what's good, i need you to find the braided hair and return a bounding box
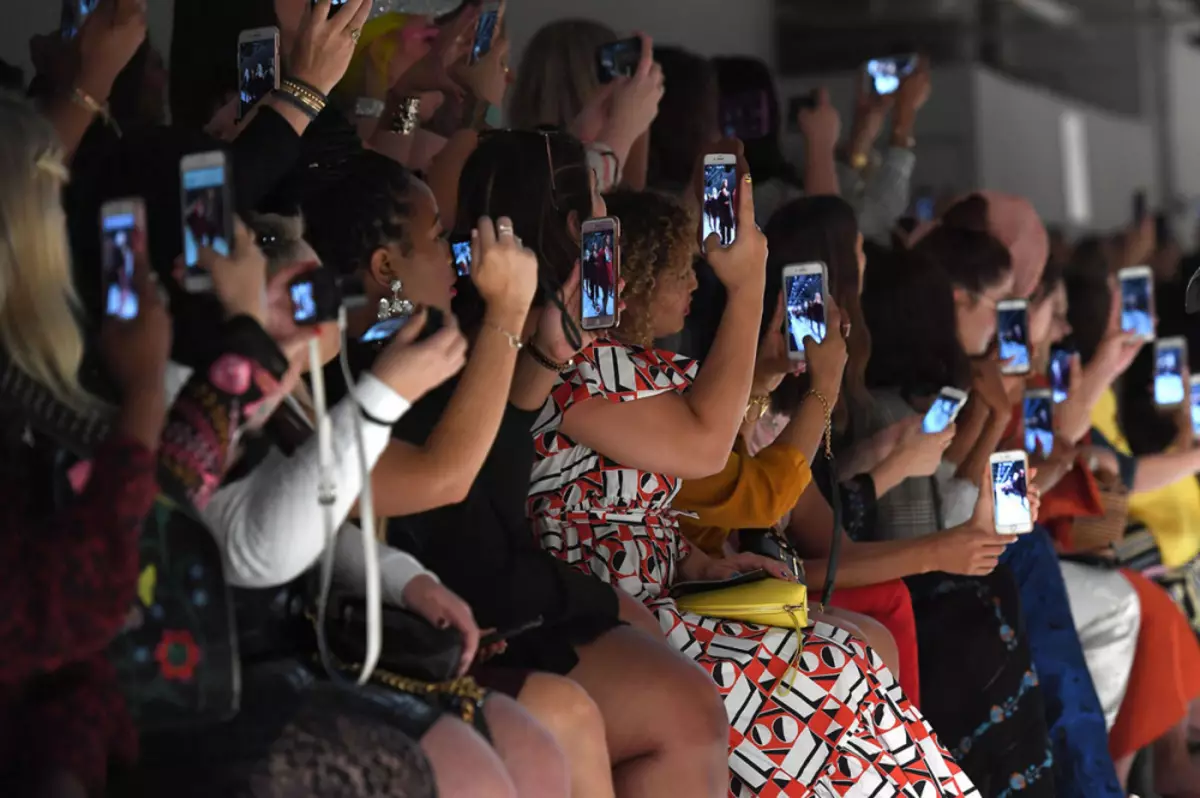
[300,151,418,279]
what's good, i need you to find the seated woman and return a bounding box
[526,182,976,795]
[172,207,580,798]
[1066,260,1200,797]
[304,141,728,797]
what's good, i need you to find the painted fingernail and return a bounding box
[471,229,478,239]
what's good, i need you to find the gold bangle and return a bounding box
[280,80,327,114]
[848,151,869,171]
[805,388,833,459]
[485,322,523,350]
[70,87,120,136]
[745,395,771,424]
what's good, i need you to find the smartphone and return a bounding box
[361,315,411,344]
[237,27,280,121]
[450,234,473,277]
[922,387,969,434]
[1133,190,1147,223]
[60,0,100,39]
[1190,375,1200,438]
[312,0,350,17]
[996,299,1031,375]
[990,450,1034,535]
[785,93,818,133]
[100,198,145,321]
[865,53,918,96]
[1048,344,1074,404]
[1117,265,1155,341]
[289,268,343,326]
[914,193,936,223]
[1154,336,1188,407]
[1023,389,1055,457]
[720,90,771,140]
[702,154,738,251]
[580,217,620,331]
[479,616,544,649]
[782,262,828,361]
[470,2,501,65]
[179,150,234,289]
[596,37,641,83]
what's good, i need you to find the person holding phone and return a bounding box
[526,167,974,789]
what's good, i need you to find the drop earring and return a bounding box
[377,278,415,320]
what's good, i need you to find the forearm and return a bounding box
[684,287,764,455]
[333,527,434,609]
[869,453,911,498]
[1132,448,1200,494]
[510,349,561,412]
[778,395,832,466]
[802,536,937,592]
[622,132,650,190]
[944,398,988,467]
[803,143,840,197]
[42,71,116,161]
[956,410,1008,484]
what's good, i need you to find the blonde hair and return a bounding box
[0,92,90,409]
[508,19,617,130]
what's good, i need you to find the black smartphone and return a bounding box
[596,37,641,83]
[786,93,818,133]
[480,616,544,649]
[60,0,100,39]
[289,268,342,325]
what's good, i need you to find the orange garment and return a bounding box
[674,435,812,556]
[1108,568,1200,760]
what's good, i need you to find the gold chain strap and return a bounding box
[773,605,807,698]
[805,388,833,459]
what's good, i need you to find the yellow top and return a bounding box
[1091,388,1200,567]
[675,436,812,556]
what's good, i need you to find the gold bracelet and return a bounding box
[70,87,121,136]
[745,395,771,424]
[805,388,833,459]
[485,322,523,350]
[279,80,327,114]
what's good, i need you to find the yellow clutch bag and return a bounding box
[674,571,808,695]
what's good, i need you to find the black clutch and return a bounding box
[324,596,464,683]
[671,569,769,599]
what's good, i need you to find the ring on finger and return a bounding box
[349,27,362,42]
[497,222,515,237]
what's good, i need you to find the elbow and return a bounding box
[679,445,736,481]
[432,472,472,507]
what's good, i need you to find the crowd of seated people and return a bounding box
[6,0,1200,796]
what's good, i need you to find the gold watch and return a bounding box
[745,395,772,424]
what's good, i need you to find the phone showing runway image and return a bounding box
[990,451,1033,534]
[702,155,737,250]
[782,262,827,361]
[581,217,619,331]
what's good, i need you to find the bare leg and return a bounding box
[1154,717,1200,797]
[819,606,901,677]
[421,715,518,798]
[519,672,616,798]
[483,693,571,798]
[570,625,727,798]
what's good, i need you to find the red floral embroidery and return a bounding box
[154,629,202,681]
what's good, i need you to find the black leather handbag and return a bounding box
[324,596,463,683]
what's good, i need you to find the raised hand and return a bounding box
[197,219,269,326]
[704,167,768,294]
[470,216,539,320]
[76,0,147,100]
[804,294,848,400]
[289,0,373,95]
[371,310,469,402]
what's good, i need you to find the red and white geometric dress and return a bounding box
[527,341,979,798]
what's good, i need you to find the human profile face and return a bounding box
[954,270,1015,356]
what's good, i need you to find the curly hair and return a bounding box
[300,151,416,279]
[602,190,696,346]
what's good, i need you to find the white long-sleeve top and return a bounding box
[201,372,434,606]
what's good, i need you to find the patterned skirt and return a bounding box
[537,514,978,797]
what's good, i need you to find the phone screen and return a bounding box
[1191,380,1200,437]
[1049,347,1072,403]
[1155,345,1186,405]
[1023,394,1054,456]
[914,195,936,223]
[181,163,231,268]
[471,7,500,64]
[450,237,472,276]
[61,0,100,39]
[581,225,617,328]
[922,393,962,434]
[720,90,771,140]
[997,305,1030,373]
[597,38,640,83]
[866,55,915,96]
[1120,274,1154,337]
[784,271,826,357]
[238,36,277,118]
[702,162,737,248]
[102,211,139,321]
[362,316,409,344]
[991,457,1032,532]
[321,0,349,16]
[290,280,318,324]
